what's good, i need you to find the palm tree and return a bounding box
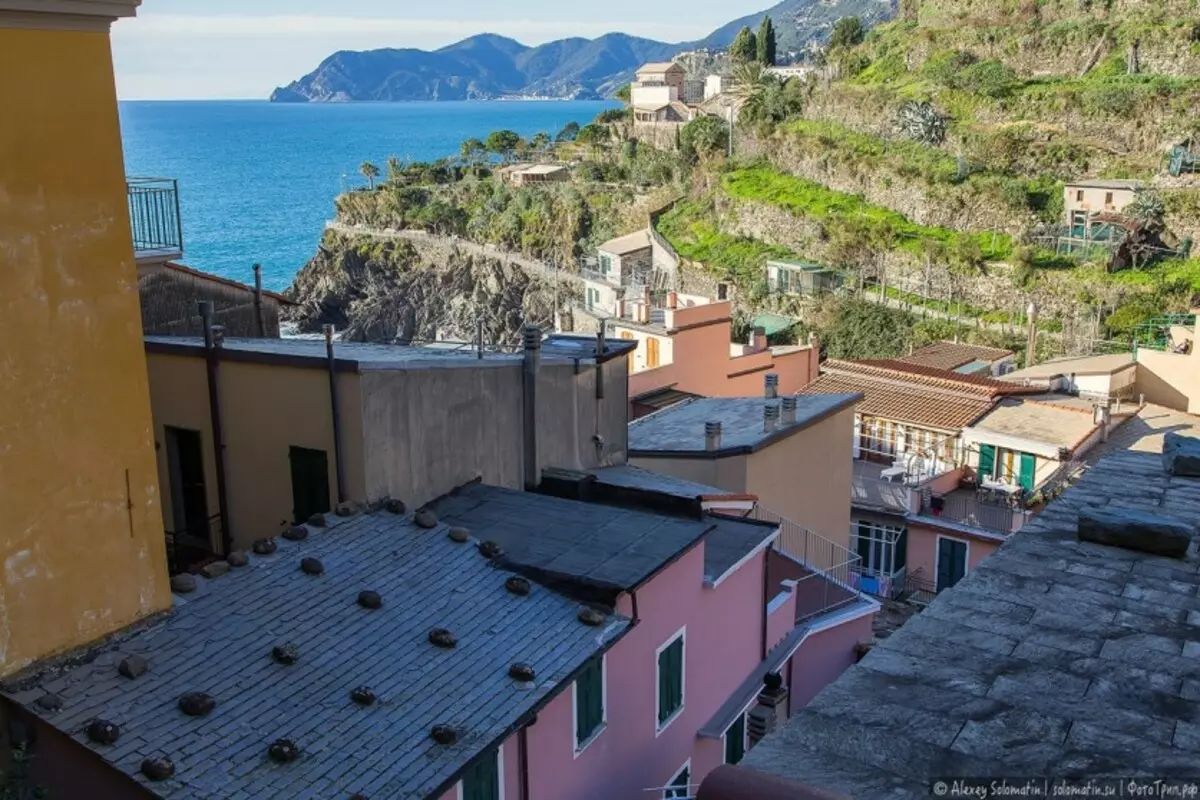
[386,156,404,184]
[360,161,380,190]
[730,62,796,127]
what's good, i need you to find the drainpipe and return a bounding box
[595,319,606,400]
[324,325,348,504]
[519,725,531,800]
[252,263,266,337]
[523,324,542,490]
[760,548,770,661]
[200,302,233,556]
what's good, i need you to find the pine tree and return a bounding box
[757,16,777,66]
[730,27,758,63]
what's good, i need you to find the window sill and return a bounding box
[655,707,684,738]
[574,724,607,758]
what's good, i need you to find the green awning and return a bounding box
[750,313,799,337]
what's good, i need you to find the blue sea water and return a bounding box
[119,100,619,291]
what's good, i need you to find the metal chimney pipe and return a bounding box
[324,324,348,504]
[522,324,542,490]
[199,301,232,556]
[763,404,780,433]
[781,396,798,425]
[764,373,779,399]
[704,421,722,451]
[1026,301,1039,369]
[252,263,266,337]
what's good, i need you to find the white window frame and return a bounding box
[851,522,905,578]
[934,534,970,593]
[572,654,607,758]
[654,625,686,737]
[663,759,692,799]
[721,709,749,765]
[456,743,504,800]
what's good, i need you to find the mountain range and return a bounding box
[270,0,896,103]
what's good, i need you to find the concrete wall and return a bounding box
[632,84,676,107]
[0,22,171,676]
[1136,348,1200,412]
[146,352,365,549]
[785,613,874,715]
[536,358,630,474]
[611,324,675,374]
[1064,185,1137,215]
[745,407,855,549]
[629,455,751,497]
[583,277,621,317]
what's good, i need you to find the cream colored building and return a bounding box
[1063,179,1141,229]
[144,334,635,563]
[627,390,861,551]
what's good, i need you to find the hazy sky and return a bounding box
[112,0,767,100]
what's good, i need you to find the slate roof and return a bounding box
[798,372,994,431]
[898,341,1013,372]
[628,394,860,456]
[5,505,630,800]
[742,444,1200,795]
[431,483,713,593]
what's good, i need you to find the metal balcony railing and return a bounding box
[128,177,183,256]
[748,505,863,623]
[921,491,1022,535]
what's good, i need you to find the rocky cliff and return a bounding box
[285,231,570,344]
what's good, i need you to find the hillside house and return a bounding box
[631,62,685,107]
[509,163,570,186]
[1063,178,1142,230]
[999,352,1138,400]
[765,259,842,297]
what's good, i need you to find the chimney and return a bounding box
[666,290,678,310]
[781,396,797,424]
[764,373,779,399]
[1093,401,1112,442]
[717,282,728,301]
[522,324,542,491]
[1026,301,1039,369]
[704,421,722,451]
[747,672,789,746]
[763,404,779,433]
[749,326,767,352]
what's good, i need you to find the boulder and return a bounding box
[118,655,149,680]
[1077,506,1194,559]
[227,551,250,567]
[1163,432,1200,477]
[200,561,230,579]
[170,574,197,594]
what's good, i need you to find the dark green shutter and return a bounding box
[936,538,968,593]
[462,750,499,800]
[978,444,996,480]
[724,714,747,765]
[658,637,683,725]
[575,658,603,745]
[1018,453,1036,492]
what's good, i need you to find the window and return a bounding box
[599,253,613,276]
[664,762,691,799]
[586,287,599,309]
[724,713,747,765]
[852,522,906,577]
[936,537,969,593]
[459,747,502,800]
[647,337,660,369]
[1076,189,1084,202]
[1105,191,1114,205]
[574,656,605,753]
[656,628,685,732]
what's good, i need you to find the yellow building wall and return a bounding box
[0,26,170,676]
[145,353,367,550]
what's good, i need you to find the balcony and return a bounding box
[919,489,1027,536]
[751,506,863,624]
[851,461,918,514]
[128,177,183,263]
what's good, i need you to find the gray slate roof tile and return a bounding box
[742,440,1200,795]
[5,500,630,800]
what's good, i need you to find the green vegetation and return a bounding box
[679,116,728,165]
[730,27,757,63]
[656,197,791,284]
[359,161,380,190]
[484,130,521,162]
[830,16,865,50]
[757,16,777,66]
[731,63,805,132]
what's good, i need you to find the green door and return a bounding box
[936,538,968,593]
[288,446,330,524]
[1018,453,1036,492]
[461,750,500,800]
[978,444,996,480]
[724,713,746,765]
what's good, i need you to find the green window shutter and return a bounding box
[462,750,499,800]
[978,444,996,479]
[724,714,747,765]
[575,658,604,746]
[1018,452,1036,492]
[658,637,683,725]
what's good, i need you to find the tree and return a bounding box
[386,156,404,184]
[555,121,580,142]
[575,123,609,154]
[460,137,486,165]
[830,16,865,50]
[731,61,803,129]
[730,26,758,63]
[615,83,632,103]
[359,161,380,190]
[484,129,521,162]
[679,115,729,164]
[757,16,777,66]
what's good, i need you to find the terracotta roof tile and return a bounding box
[825,359,1038,397]
[797,372,996,430]
[897,341,1013,371]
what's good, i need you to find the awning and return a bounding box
[751,313,799,337]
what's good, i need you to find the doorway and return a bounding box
[936,537,968,593]
[165,426,209,539]
[289,446,331,524]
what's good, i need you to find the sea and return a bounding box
[119,100,620,292]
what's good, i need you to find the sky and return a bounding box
[112,0,769,100]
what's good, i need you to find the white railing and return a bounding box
[748,505,864,623]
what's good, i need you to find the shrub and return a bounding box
[958,60,1019,98]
